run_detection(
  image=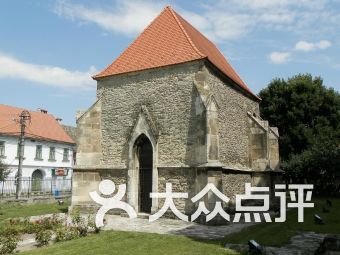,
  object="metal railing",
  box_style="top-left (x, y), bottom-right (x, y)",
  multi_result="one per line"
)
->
top-left (0, 177), bottom-right (72, 199)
